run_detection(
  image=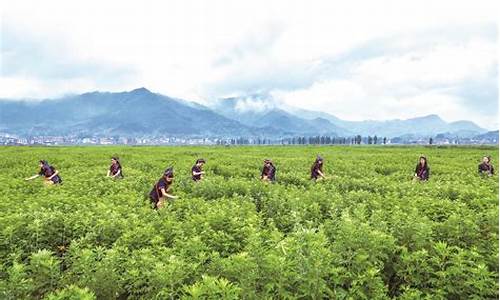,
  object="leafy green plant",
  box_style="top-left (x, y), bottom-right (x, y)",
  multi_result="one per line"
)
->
top-left (0, 145), bottom-right (497, 299)
top-left (43, 285), bottom-right (96, 300)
